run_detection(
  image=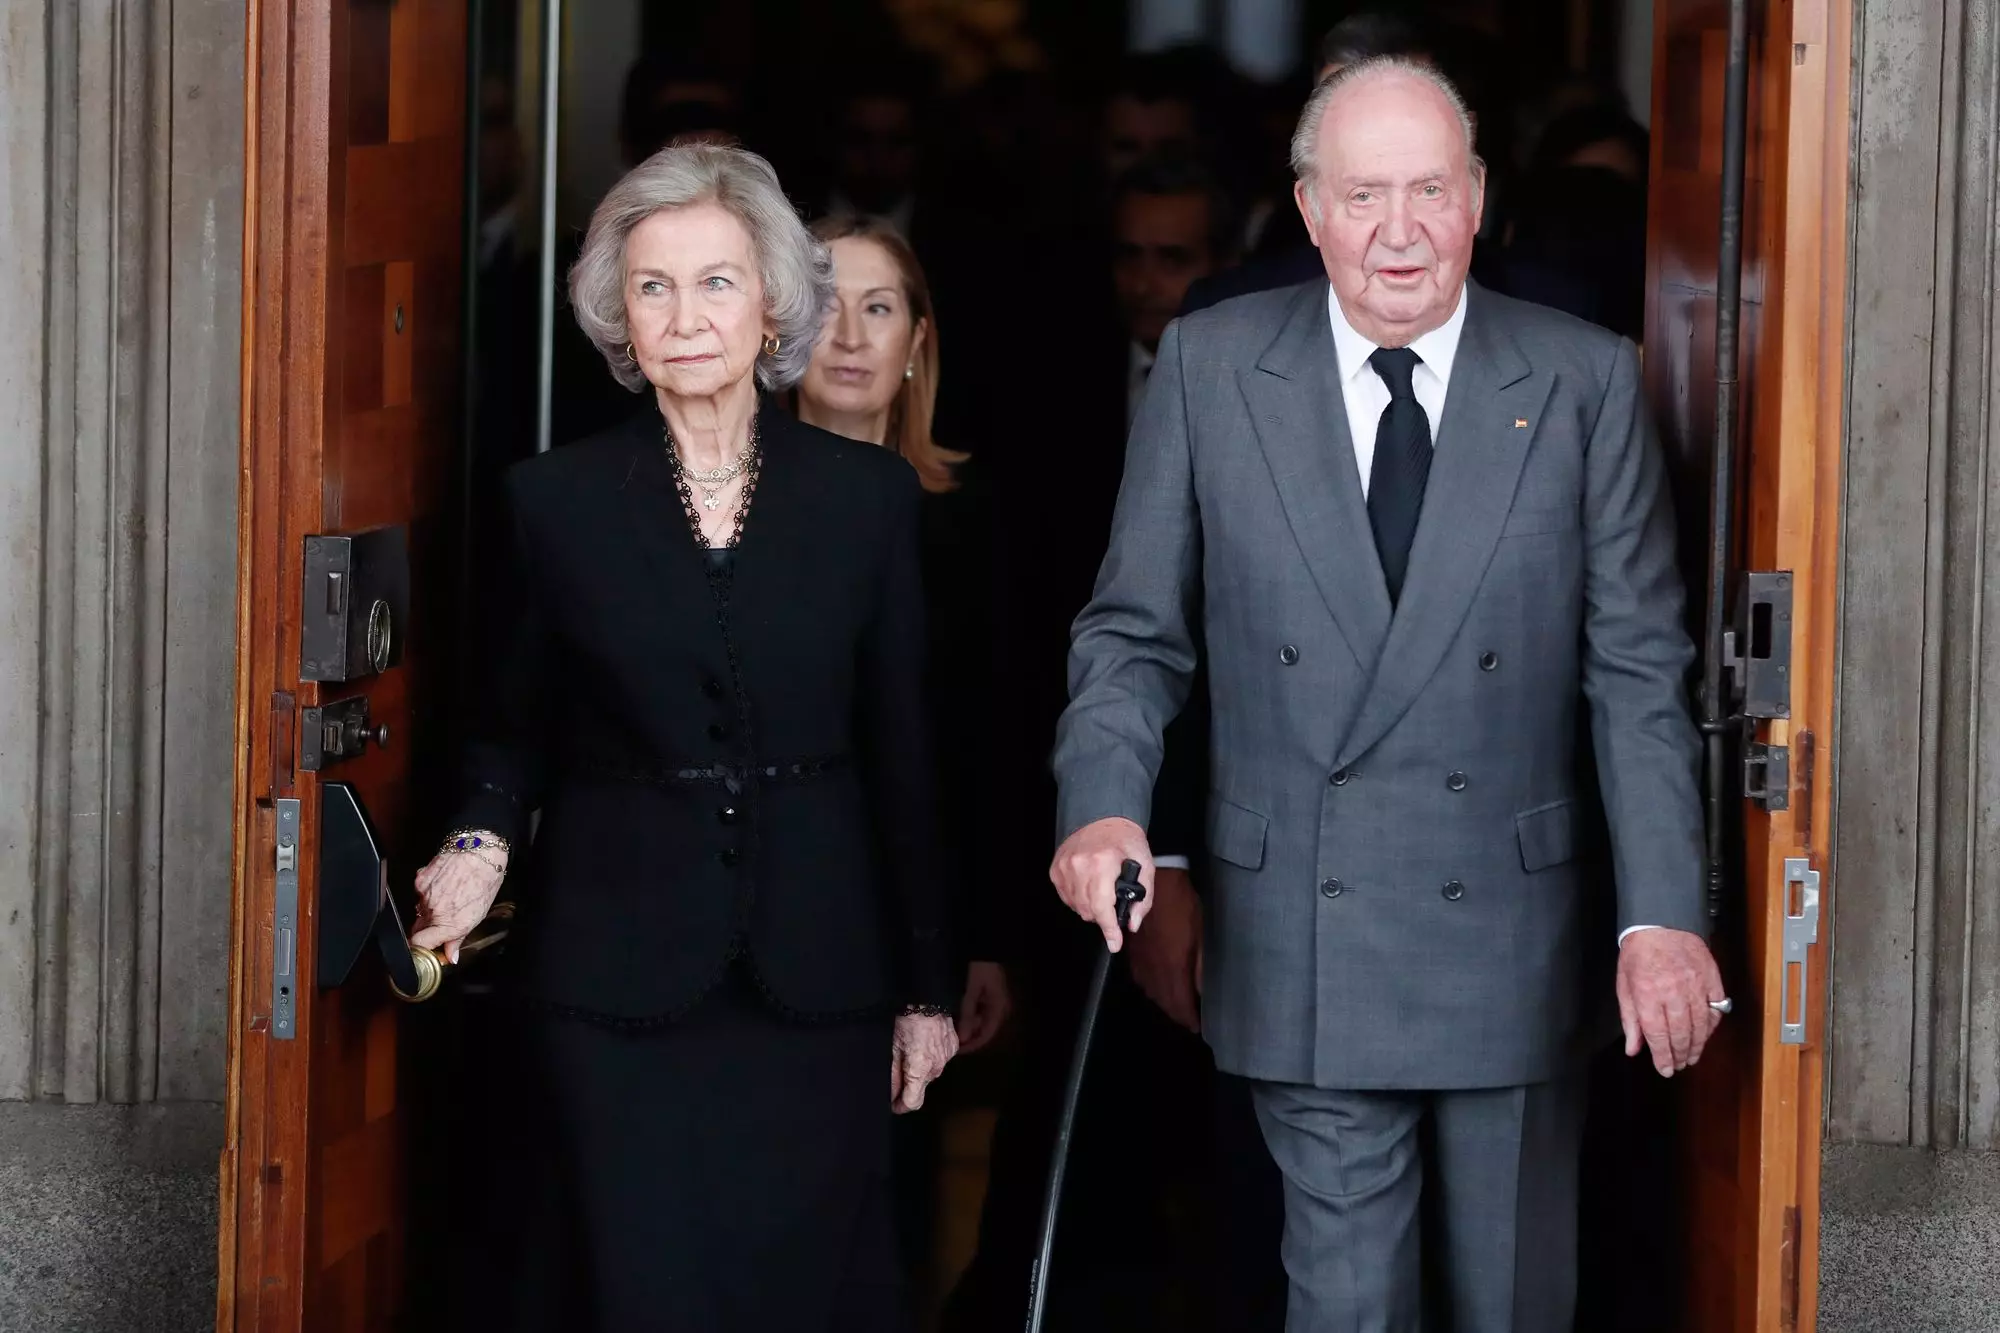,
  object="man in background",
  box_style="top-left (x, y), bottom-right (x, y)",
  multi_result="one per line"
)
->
top-left (942, 152), bottom-right (1284, 1333)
